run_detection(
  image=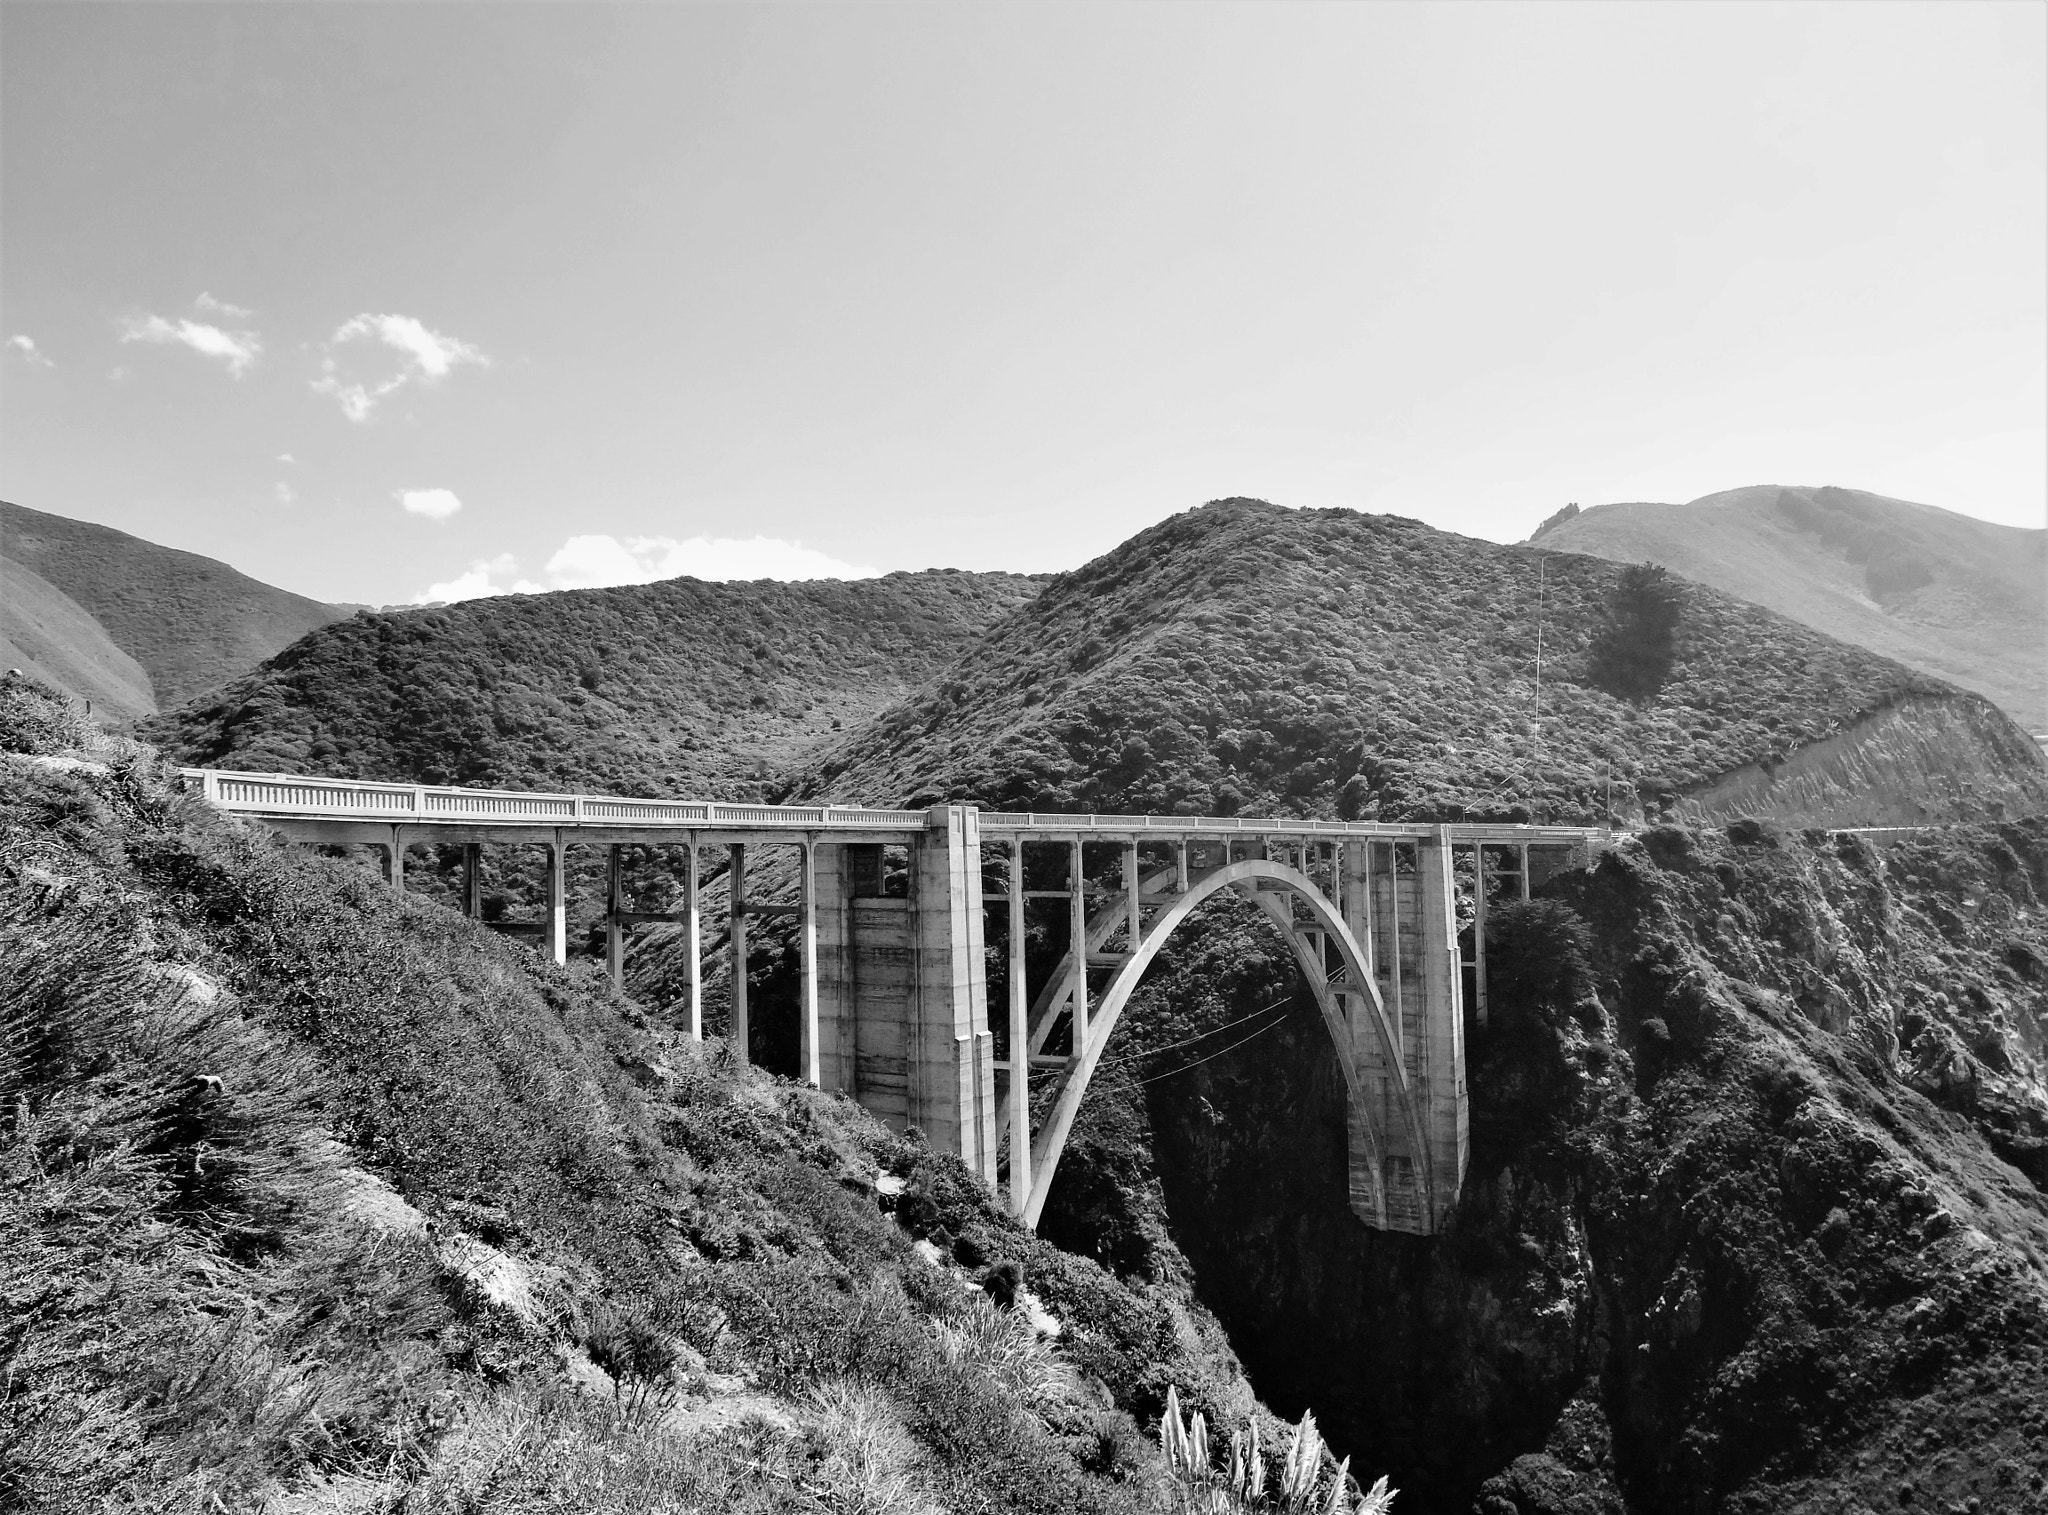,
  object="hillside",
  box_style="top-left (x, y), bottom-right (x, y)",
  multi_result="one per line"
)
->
top-left (157, 568), bottom-right (1047, 799)
top-left (1532, 485), bottom-right (2047, 731)
top-left (0, 551), bottom-right (155, 722)
top-left (0, 500), bottom-right (353, 712)
top-left (1043, 817), bottom-right (2048, 1513)
top-left (792, 498), bottom-right (2047, 828)
top-left (1, 671), bottom-right (1336, 1514)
